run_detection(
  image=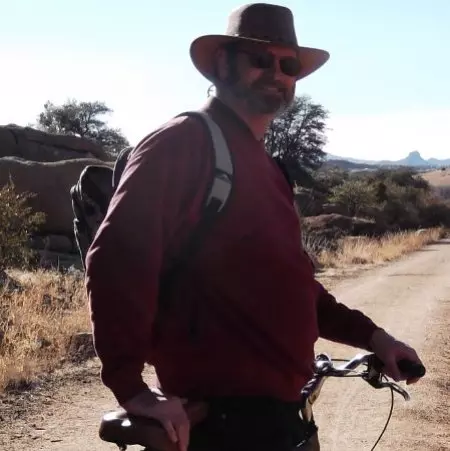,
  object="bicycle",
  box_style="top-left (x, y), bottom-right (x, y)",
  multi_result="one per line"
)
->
top-left (98, 352), bottom-right (426, 451)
